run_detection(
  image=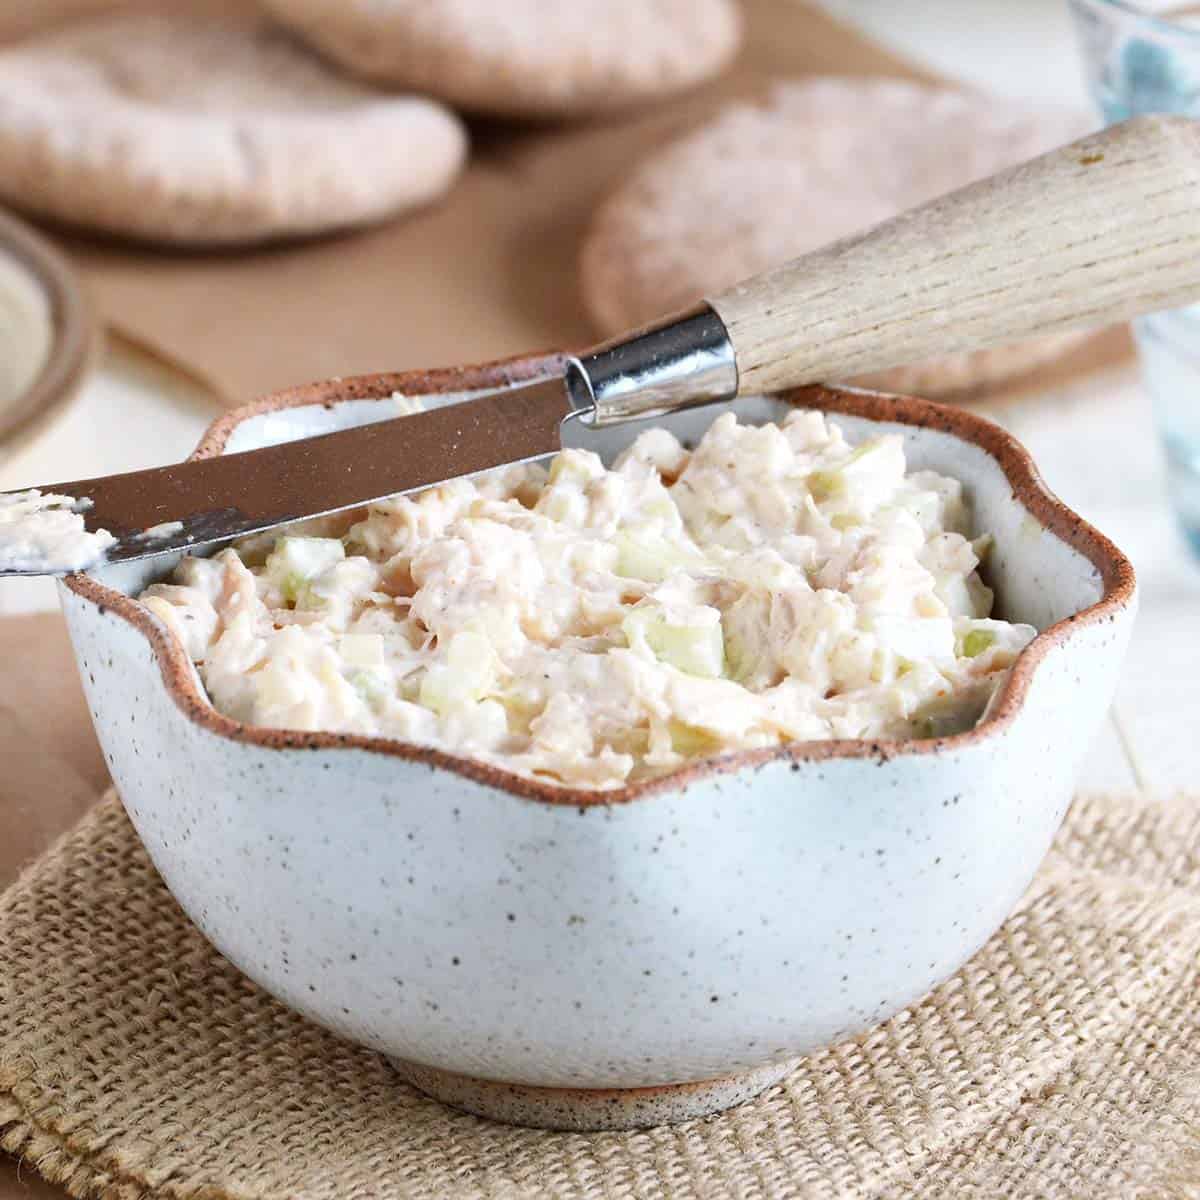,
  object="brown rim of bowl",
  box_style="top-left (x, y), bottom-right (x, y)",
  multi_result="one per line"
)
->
top-left (63, 357), bottom-right (1136, 808)
top-left (0, 206), bottom-right (98, 453)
